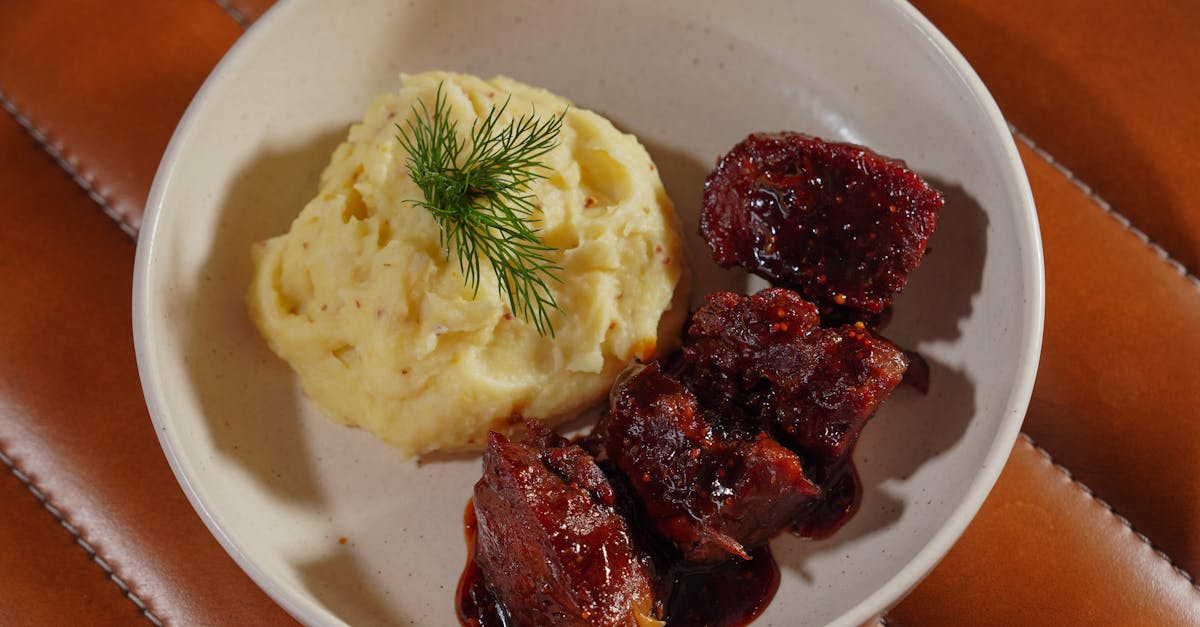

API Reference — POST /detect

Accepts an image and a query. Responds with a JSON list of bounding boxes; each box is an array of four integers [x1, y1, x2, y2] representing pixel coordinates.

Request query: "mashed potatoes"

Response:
[[248, 72, 688, 457]]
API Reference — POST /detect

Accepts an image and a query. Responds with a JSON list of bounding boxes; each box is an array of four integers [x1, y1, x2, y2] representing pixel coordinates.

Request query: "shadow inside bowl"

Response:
[[772, 179, 987, 584], [183, 125, 349, 505], [297, 547, 413, 627], [889, 178, 990, 346]]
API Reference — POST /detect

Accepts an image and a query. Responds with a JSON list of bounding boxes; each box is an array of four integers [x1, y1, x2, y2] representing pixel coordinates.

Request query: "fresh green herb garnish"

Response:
[[396, 83, 567, 337]]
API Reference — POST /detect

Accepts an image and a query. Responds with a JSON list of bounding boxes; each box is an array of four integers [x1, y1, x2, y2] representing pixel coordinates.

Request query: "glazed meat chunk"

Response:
[[601, 363, 819, 563], [700, 132, 942, 327], [683, 289, 908, 464], [472, 424, 661, 627]]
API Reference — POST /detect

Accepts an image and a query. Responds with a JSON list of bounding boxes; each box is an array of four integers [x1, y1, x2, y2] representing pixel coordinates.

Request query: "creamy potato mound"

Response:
[[248, 72, 688, 457]]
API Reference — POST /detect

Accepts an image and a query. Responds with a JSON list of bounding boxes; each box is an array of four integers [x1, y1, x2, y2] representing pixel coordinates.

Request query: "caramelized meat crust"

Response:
[[601, 363, 818, 563], [683, 288, 908, 463], [472, 425, 659, 627], [700, 132, 942, 326]]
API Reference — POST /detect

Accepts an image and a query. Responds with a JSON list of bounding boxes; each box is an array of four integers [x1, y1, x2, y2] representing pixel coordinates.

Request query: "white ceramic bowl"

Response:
[[133, 0, 1043, 625]]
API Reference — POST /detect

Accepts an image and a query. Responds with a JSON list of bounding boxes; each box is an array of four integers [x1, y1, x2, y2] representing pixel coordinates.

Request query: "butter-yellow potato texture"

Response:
[[248, 72, 688, 456]]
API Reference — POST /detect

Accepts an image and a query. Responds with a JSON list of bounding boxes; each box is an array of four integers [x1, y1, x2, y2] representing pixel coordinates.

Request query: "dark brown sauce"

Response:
[[457, 500, 781, 627], [456, 502, 508, 627], [792, 461, 862, 540], [664, 546, 780, 627]]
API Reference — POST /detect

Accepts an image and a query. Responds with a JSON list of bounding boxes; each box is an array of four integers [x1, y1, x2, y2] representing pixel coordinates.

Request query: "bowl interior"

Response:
[[134, 0, 1042, 625]]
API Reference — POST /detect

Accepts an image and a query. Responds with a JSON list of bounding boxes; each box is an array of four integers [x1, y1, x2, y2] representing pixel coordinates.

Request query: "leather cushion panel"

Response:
[[888, 437, 1200, 625], [0, 465, 146, 625], [911, 0, 1200, 275], [0, 0, 244, 232], [0, 112, 293, 625], [1019, 140, 1200, 575]]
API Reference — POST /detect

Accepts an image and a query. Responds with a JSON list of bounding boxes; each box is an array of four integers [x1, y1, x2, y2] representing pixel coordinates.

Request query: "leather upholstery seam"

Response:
[[1010, 126, 1200, 291], [1020, 433, 1200, 590], [0, 446, 165, 625], [1012, 128, 1200, 588], [0, 87, 139, 239], [211, 0, 251, 28]]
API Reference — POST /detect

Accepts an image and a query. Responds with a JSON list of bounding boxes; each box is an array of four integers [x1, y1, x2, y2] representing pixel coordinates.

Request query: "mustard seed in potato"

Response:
[[248, 72, 689, 457]]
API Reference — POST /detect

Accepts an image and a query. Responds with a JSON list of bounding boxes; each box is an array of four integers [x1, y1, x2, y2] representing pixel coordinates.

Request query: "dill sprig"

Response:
[[396, 83, 567, 337]]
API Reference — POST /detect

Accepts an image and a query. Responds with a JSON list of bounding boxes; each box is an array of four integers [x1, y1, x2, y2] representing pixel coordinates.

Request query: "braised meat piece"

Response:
[[700, 132, 942, 327], [684, 288, 908, 464], [601, 363, 819, 563], [472, 424, 661, 627]]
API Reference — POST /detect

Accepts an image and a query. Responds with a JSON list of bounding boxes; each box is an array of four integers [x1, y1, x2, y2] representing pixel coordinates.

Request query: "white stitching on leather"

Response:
[[0, 446, 165, 625], [1010, 125, 1200, 291], [1010, 130, 1200, 591], [211, 0, 250, 28], [1020, 433, 1200, 591], [0, 89, 140, 239]]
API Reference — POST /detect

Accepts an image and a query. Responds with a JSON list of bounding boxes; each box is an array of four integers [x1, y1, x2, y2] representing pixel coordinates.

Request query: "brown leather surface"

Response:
[[0, 461, 144, 626], [912, 0, 1200, 274], [889, 437, 1200, 626], [1, 0, 1198, 625], [0, 0, 241, 232], [1022, 137, 1200, 576]]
